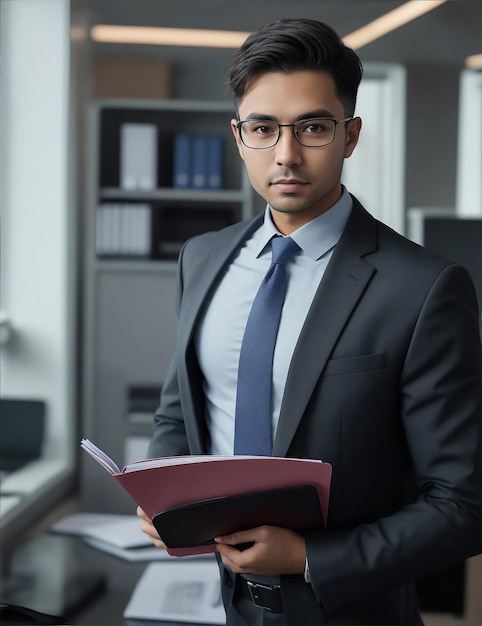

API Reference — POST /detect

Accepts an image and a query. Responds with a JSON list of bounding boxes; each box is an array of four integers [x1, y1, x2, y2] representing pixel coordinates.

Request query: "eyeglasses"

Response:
[[237, 117, 353, 149]]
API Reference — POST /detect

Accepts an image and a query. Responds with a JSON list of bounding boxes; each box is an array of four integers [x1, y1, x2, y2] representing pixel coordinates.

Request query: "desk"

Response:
[[1, 532, 217, 626], [2, 530, 481, 626]]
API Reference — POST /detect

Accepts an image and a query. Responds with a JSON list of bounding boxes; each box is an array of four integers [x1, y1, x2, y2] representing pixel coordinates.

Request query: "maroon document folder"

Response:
[[81, 439, 332, 556]]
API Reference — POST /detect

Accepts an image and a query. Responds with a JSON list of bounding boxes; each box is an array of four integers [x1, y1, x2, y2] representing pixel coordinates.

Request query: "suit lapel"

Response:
[[273, 200, 378, 456], [176, 216, 264, 452]]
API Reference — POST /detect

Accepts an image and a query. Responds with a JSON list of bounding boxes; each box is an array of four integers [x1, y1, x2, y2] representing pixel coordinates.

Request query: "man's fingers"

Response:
[[137, 506, 167, 549], [215, 527, 259, 546], [136, 505, 150, 521]]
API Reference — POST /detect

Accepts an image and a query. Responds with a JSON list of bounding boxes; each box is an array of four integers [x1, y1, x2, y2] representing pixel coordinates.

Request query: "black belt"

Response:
[[238, 577, 284, 613]]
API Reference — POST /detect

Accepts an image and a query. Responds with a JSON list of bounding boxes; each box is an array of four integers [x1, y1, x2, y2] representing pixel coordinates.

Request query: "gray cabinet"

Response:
[[81, 99, 254, 513]]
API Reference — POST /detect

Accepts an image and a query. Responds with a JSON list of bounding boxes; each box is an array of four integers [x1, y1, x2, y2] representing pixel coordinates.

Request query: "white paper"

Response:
[[123, 559, 225, 624], [81, 437, 326, 474], [51, 512, 134, 536], [83, 536, 172, 562], [83, 536, 210, 563], [82, 515, 153, 548], [52, 513, 210, 562]]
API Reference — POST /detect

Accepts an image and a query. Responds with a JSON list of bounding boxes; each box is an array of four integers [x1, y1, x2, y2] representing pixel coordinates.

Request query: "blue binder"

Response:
[[172, 133, 191, 188], [206, 135, 224, 189], [192, 135, 208, 189]]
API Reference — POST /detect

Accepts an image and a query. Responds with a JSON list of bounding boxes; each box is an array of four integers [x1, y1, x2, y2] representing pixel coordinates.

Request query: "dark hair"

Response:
[[226, 18, 363, 116]]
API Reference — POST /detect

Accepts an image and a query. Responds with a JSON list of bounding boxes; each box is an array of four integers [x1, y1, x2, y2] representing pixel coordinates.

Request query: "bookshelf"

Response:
[[81, 99, 255, 513], [91, 99, 253, 262]]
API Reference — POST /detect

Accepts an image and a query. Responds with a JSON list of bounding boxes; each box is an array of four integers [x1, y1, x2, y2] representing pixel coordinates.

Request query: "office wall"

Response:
[[405, 63, 460, 211]]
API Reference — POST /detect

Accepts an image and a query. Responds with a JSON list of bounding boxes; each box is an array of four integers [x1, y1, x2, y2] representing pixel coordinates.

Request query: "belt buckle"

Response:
[[246, 581, 281, 612]]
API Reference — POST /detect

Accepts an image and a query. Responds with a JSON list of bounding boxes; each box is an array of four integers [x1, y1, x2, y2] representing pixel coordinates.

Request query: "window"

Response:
[[456, 69, 482, 217], [0, 0, 76, 540], [342, 64, 406, 234]]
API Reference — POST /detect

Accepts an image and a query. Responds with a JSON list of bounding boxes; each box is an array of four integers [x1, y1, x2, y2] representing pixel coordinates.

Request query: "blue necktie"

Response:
[[234, 236, 301, 456]]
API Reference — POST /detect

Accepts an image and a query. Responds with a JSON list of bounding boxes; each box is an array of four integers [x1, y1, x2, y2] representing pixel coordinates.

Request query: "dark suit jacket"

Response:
[[148, 197, 482, 625]]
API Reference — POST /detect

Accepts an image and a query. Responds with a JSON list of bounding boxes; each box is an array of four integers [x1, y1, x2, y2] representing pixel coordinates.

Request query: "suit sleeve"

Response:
[[306, 264, 482, 614]]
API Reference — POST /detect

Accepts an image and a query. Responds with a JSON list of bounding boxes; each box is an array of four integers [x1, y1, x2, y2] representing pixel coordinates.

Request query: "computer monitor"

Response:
[[407, 208, 482, 334], [0, 398, 45, 474]]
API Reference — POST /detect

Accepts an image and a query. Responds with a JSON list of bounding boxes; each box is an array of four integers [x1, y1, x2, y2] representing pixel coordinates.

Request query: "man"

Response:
[[139, 18, 482, 625]]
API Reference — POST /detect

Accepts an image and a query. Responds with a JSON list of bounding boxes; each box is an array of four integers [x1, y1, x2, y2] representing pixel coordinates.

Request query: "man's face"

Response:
[[231, 71, 361, 234]]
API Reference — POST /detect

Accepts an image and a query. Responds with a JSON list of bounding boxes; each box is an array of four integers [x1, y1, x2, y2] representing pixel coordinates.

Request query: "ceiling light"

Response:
[[465, 53, 482, 70], [90, 1, 447, 51], [90, 25, 249, 48], [342, 0, 447, 50]]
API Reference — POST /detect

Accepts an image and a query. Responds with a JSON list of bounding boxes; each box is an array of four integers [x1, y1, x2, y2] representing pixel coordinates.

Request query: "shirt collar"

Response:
[[255, 186, 353, 260]]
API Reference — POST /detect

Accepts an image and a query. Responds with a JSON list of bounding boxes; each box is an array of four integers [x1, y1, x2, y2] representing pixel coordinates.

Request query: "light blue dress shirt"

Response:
[[194, 188, 353, 455]]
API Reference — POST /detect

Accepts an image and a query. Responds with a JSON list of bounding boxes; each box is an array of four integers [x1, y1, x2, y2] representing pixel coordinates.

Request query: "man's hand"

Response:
[[214, 525, 306, 576], [137, 506, 167, 549]]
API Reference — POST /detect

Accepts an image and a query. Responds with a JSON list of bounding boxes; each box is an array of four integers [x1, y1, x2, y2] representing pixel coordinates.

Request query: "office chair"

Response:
[[0, 398, 46, 474]]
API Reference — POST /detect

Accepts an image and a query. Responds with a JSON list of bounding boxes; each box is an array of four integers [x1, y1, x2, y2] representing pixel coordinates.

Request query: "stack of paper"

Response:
[[123, 559, 225, 624]]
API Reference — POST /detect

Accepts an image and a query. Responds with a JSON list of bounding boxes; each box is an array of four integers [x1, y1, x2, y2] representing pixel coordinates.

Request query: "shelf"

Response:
[[93, 259, 178, 273], [96, 97, 235, 114], [99, 187, 245, 203]]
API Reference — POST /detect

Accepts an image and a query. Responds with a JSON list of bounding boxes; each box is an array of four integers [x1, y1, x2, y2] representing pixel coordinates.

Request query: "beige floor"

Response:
[[422, 614, 466, 626], [421, 553, 482, 626]]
